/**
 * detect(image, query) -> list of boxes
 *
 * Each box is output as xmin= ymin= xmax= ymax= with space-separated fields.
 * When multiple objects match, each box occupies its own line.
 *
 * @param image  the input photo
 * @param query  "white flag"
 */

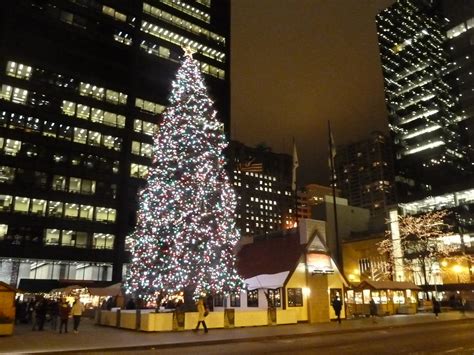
xmin=292 ymin=141 xmax=299 ymax=191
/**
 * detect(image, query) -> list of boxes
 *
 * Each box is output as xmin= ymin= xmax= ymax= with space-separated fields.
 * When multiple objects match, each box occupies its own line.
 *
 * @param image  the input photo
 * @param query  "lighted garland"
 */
xmin=124 ymin=51 xmax=242 ymax=301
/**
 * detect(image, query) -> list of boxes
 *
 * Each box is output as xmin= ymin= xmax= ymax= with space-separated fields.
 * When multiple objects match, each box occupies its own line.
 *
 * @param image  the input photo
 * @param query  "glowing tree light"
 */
xmin=124 ymin=48 xmax=242 ymax=303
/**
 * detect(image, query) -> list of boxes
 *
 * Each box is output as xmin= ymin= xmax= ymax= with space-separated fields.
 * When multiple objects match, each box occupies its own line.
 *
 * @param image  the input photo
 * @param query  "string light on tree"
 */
xmin=124 ymin=48 xmax=242 ymax=302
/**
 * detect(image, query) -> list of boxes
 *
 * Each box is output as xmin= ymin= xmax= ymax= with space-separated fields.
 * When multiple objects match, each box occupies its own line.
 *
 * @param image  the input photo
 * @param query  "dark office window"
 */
xmin=247 ymin=290 xmax=258 ymax=307
xmin=287 ymin=288 xmax=303 ymax=307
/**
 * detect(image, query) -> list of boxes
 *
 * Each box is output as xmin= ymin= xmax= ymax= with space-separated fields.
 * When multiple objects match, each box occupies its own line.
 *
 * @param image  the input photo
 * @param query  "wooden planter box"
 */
xmin=0 ymin=323 xmax=14 ymax=336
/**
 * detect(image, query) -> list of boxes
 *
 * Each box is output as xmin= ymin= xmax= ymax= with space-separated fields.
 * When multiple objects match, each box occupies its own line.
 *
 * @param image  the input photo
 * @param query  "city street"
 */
xmin=95 ymin=320 xmax=474 ymax=355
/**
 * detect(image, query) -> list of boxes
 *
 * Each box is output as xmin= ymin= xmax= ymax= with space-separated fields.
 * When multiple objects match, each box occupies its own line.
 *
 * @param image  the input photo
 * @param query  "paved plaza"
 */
xmin=1 ymin=311 xmax=473 ymax=354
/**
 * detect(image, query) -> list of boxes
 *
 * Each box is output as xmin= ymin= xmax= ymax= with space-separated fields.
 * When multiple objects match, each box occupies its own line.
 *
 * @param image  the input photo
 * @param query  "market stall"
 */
xmin=346 ymin=280 xmax=421 ymax=317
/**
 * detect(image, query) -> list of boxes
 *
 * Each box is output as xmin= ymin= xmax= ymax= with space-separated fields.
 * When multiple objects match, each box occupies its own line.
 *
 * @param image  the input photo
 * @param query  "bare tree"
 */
xmin=378 ymin=210 xmax=460 ymax=297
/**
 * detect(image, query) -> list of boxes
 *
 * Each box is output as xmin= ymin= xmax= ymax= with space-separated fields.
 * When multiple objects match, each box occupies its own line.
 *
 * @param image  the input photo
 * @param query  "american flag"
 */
xmin=239 ymin=158 xmax=263 ymax=172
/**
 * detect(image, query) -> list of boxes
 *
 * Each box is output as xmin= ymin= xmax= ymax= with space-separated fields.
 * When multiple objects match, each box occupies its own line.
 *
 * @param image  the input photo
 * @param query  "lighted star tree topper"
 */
xmin=124 ymin=48 xmax=242 ymax=302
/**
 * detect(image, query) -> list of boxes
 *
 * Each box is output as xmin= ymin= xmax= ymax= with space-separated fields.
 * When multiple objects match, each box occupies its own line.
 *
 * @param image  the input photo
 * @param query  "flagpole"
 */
xmin=293 ymin=137 xmax=298 ymax=225
xmin=328 ymin=121 xmax=342 ymax=271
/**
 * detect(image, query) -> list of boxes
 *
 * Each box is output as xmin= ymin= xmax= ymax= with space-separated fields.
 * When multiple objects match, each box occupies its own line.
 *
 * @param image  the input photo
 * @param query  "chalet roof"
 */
xmin=355 ymin=280 xmax=422 ymax=291
xmin=237 ymin=229 xmax=305 ymax=280
xmin=0 ymin=281 xmax=17 ymax=292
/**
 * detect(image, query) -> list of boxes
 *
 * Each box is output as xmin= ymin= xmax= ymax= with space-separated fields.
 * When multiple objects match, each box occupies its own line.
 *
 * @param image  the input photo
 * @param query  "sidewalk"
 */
xmin=2 ymin=311 xmax=473 ymax=354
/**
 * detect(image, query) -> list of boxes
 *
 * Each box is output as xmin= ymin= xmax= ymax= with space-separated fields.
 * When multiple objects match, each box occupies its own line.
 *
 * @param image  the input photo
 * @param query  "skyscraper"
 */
xmin=0 ymin=0 xmax=230 ymax=287
xmin=334 ymin=131 xmax=396 ymax=219
xmin=226 ymin=141 xmax=295 ymax=237
xmin=376 ymin=0 xmax=474 ymax=202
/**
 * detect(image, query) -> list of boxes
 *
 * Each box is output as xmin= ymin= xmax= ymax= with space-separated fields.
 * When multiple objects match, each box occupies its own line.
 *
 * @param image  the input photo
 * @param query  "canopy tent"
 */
xmin=50 ymin=285 xmax=83 ymax=294
xmin=88 ymin=283 xmax=123 ymax=297
xmin=244 ymin=271 xmax=290 ymax=291
xmin=355 ymin=280 xmax=422 ymax=291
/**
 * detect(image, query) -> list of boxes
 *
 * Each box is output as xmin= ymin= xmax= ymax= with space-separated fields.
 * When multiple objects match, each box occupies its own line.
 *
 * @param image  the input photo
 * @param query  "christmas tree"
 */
xmin=124 ymin=49 xmax=242 ymax=303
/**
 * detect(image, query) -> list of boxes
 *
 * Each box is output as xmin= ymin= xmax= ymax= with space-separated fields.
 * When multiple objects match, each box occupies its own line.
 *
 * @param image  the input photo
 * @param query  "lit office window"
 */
xmin=31 ymin=199 xmax=47 ymax=216
xmin=47 ymin=201 xmax=64 ymax=217
xmin=95 ymin=207 xmax=116 ymax=222
xmin=14 ymin=196 xmax=30 ymax=213
xmin=6 ymin=61 xmax=32 ymax=80
xmin=62 ymin=100 xmax=76 ymax=116
xmin=12 ymin=87 xmax=28 ymax=104
xmin=79 ymin=82 xmax=105 ymax=100
xmin=45 ymin=229 xmax=60 ymax=246
xmin=52 ymin=175 xmax=67 ymax=191
xmin=0 ymin=166 xmax=15 ymax=183
xmin=2 ymin=139 xmax=22 ymax=156
xmin=102 ymin=5 xmax=126 ymax=22
xmin=135 ymin=97 xmax=165 ymax=114
xmin=61 ymin=230 xmax=75 ymax=246
xmin=65 ymin=203 xmax=79 ymax=218
xmin=0 ymin=195 xmax=13 ymax=212
xmin=43 ymin=122 xmax=56 ymax=137
xmin=77 ymin=104 xmax=90 ymax=119
xmin=73 ymin=128 xmax=87 ymax=144
xmin=81 ymin=179 xmax=96 ymax=194
xmin=131 ymin=163 xmax=149 ymax=178
xmin=0 ymin=224 xmax=8 ymax=240
xmin=93 ymin=233 xmax=115 ymax=249
xmin=69 ymin=177 xmax=82 ymax=193
xmin=0 ymin=85 xmax=12 ymax=101
xmin=88 ymin=131 xmax=101 ymax=147
xmin=79 ymin=205 xmax=94 ymax=220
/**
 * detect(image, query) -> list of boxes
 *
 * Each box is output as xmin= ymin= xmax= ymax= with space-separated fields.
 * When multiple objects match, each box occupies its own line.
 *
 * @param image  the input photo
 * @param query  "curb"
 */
xmin=39 ymin=317 xmax=474 ymax=354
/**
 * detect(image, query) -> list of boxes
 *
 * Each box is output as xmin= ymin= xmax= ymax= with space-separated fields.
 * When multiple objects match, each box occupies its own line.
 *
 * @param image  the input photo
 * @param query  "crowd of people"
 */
xmin=15 ymin=296 xmax=84 ymax=333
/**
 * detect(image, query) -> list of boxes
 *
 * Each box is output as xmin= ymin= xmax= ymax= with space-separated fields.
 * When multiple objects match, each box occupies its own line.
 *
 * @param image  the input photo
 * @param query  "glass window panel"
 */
xmin=132 ymin=141 xmax=140 ymax=155
xmin=4 ymin=139 xmax=22 ymax=156
xmin=0 ymin=224 xmax=8 ymax=240
xmin=95 ymin=207 xmax=108 ymax=222
xmin=12 ymin=87 xmax=28 ymax=104
xmin=117 ymin=115 xmax=126 ymax=128
xmin=48 ymin=201 xmax=64 ymax=217
xmin=103 ymin=111 xmax=116 ymax=126
xmin=0 ymin=195 xmax=13 ymax=212
xmin=141 ymin=143 xmax=152 ymax=158
xmin=69 ymin=177 xmax=81 ymax=193
xmin=64 ymin=203 xmax=79 ymax=218
xmin=52 ymin=175 xmax=66 ymax=190
xmin=76 ymin=104 xmax=90 ymax=119
xmin=0 ymin=166 xmax=15 ymax=183
xmin=103 ymin=135 xmax=115 ymax=149
xmin=0 ymin=85 xmax=12 ymax=100
xmin=79 ymin=205 xmax=94 ymax=220
xmin=119 ymin=93 xmax=127 ymax=105
xmin=107 ymin=208 xmax=116 ymax=222
xmin=26 ymin=117 xmax=41 ymax=132
xmin=61 ymin=230 xmax=74 ymax=246
xmin=88 ymin=131 xmax=101 ymax=146
xmin=62 ymin=100 xmax=76 ymax=116
xmin=91 ymin=108 xmax=104 ymax=123
xmin=81 ymin=179 xmax=95 ymax=194
xmin=106 ymin=89 xmax=119 ymax=104
xmin=45 ymin=229 xmax=60 ymax=245
xmin=14 ymin=196 xmax=30 ymax=213
xmin=31 ymin=199 xmax=46 ymax=215
xmin=247 ymin=290 xmax=258 ymax=307
xmin=143 ymin=122 xmax=155 ymax=135
xmin=76 ymin=232 xmax=88 ymax=248
xmin=133 ymin=119 xmax=142 ymax=132
xmin=74 ymin=128 xmax=87 ymax=144
xmin=105 ymin=234 xmax=115 ymax=249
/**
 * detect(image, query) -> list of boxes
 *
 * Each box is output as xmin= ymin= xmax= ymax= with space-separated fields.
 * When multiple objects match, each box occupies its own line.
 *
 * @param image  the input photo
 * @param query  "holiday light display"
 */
xmin=124 ymin=49 xmax=242 ymax=301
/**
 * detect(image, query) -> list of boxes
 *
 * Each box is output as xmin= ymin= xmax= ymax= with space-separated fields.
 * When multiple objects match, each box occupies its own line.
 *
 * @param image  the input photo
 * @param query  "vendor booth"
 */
xmin=346 ymin=280 xmax=421 ymax=317
xmin=0 ymin=281 xmax=16 ymax=336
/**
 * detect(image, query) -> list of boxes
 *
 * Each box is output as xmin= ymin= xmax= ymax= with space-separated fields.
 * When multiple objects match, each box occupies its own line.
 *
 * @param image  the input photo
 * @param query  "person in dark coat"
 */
xmin=58 ymin=299 xmax=71 ymax=334
xmin=332 ymin=296 xmax=342 ymax=324
xmin=369 ymin=298 xmax=378 ymax=323
xmin=35 ymin=299 xmax=47 ymax=331
xmin=433 ymin=298 xmax=441 ymax=318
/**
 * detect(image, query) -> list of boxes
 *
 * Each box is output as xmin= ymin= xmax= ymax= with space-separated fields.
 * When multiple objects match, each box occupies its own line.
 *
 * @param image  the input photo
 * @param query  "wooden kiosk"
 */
xmin=346 ymin=280 xmax=421 ymax=317
xmin=0 ymin=281 xmax=16 ymax=336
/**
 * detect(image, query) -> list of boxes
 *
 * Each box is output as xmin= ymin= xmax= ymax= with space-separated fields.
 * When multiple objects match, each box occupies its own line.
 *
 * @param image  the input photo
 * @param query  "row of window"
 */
xmin=141 ymin=21 xmax=224 ymax=63
xmin=211 ymin=288 xmax=304 ymax=308
xmin=143 ymin=3 xmax=224 ymax=46
xmin=135 ymin=97 xmax=166 ymax=115
xmin=0 ymin=165 xmax=118 ymax=198
xmin=102 ymin=5 xmax=126 ymax=22
xmin=132 ymin=141 xmax=153 ymax=158
xmin=61 ymin=100 xmax=126 ymax=128
xmin=134 ymin=118 xmax=157 ymax=136
xmin=0 ymin=195 xmax=116 ymax=223
xmin=160 ymin=0 xmax=210 ymax=23
xmin=0 ymin=224 xmax=115 ymax=250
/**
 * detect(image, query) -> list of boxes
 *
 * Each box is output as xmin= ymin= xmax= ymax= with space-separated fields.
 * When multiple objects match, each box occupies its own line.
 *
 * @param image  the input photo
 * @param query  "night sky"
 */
xmin=231 ymin=0 xmax=394 ymax=186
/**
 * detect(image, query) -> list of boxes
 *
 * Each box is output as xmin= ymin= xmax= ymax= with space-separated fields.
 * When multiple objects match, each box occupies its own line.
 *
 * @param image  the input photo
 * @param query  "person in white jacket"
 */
xmin=71 ymin=299 xmax=84 ymax=333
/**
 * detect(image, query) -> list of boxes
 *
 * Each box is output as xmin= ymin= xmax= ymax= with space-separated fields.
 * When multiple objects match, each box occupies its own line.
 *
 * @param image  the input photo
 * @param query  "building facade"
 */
xmin=296 ymin=184 xmax=340 ymax=220
xmin=376 ymin=0 xmax=474 ymax=202
xmin=0 ymin=0 xmax=230 ymax=287
xmin=226 ymin=141 xmax=295 ymax=237
xmin=334 ymin=131 xmax=397 ymax=219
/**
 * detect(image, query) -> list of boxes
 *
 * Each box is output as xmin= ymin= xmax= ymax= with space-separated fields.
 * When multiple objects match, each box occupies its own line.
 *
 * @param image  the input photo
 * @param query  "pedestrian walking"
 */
xmin=369 ymin=298 xmax=378 ymax=323
xmin=35 ymin=298 xmax=47 ymax=331
xmin=433 ymin=298 xmax=441 ymax=318
xmin=332 ymin=296 xmax=342 ymax=324
xmin=59 ymin=299 xmax=71 ymax=334
xmin=193 ymin=298 xmax=209 ymax=333
xmin=50 ymin=299 xmax=59 ymax=330
xmin=460 ymin=297 xmax=467 ymax=316
xmin=71 ymin=299 xmax=84 ymax=333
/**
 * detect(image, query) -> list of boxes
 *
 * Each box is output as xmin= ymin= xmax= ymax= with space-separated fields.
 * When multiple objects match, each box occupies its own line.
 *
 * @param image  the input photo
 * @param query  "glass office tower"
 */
xmin=376 ymin=0 xmax=474 ymax=202
xmin=0 ymin=0 xmax=230 ymax=287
